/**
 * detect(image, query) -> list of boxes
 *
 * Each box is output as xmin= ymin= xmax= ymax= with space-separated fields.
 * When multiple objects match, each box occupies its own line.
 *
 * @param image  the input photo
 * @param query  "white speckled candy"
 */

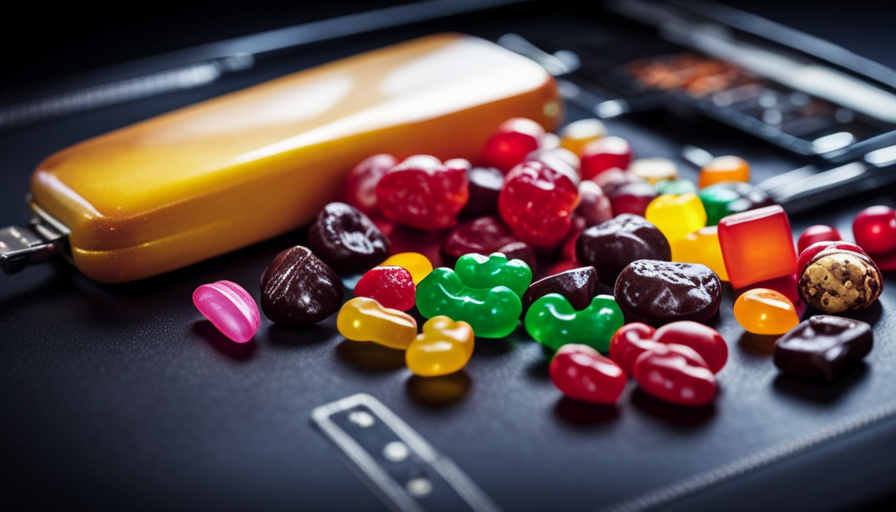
xmin=193 ymin=280 xmax=260 ymax=343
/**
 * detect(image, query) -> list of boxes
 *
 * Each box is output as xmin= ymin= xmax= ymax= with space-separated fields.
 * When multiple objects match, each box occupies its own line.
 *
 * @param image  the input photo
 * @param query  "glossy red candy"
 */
xmin=576 ymin=180 xmax=613 ymax=227
xmin=560 ymin=215 xmax=588 ymax=262
xmin=353 ymin=266 xmax=416 ymax=311
xmin=580 ymin=136 xmax=632 ymax=180
xmin=498 ymin=159 xmax=580 ymax=249
xmin=340 ymin=153 xmax=397 ymax=217
xmin=376 ymin=155 xmax=470 ymax=230
xmin=653 ymin=321 xmax=727 ymax=374
xmin=608 ymin=322 xmax=658 ymax=375
xmin=797 ymin=225 xmax=842 ymax=254
xmin=549 ymin=344 xmax=627 ymax=404
xmin=608 ymin=181 xmax=656 ymax=217
xmin=480 ymin=117 xmax=545 ymax=173
xmin=853 ymin=205 xmax=896 ymax=255
xmin=634 ymin=344 xmax=717 ymax=407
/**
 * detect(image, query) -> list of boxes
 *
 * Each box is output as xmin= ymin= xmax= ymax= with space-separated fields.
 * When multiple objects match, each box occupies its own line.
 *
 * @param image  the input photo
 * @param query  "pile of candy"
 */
xmin=193 ymin=116 xmax=893 ymax=408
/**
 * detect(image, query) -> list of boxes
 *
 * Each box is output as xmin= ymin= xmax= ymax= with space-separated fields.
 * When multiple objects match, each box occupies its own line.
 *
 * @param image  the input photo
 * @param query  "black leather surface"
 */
xmin=2 ymin=2 xmax=896 ymax=511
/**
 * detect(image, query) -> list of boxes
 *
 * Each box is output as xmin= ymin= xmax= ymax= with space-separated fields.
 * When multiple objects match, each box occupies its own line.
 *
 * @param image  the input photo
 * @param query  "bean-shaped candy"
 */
xmin=406 ymin=316 xmax=475 ymax=377
xmin=416 ymin=268 xmax=521 ymax=338
xmin=454 ymin=252 xmax=532 ymax=298
xmin=550 ymin=344 xmax=627 ymax=404
xmin=336 ymin=297 xmax=417 ymax=350
xmin=193 ymin=280 xmax=260 ymax=343
xmin=634 ymin=343 xmax=716 ymax=407
xmin=523 ymin=293 xmax=624 ymax=352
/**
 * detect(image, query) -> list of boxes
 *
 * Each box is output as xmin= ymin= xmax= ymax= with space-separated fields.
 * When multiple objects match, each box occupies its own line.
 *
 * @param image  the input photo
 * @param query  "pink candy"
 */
xmin=193 ymin=280 xmax=260 ymax=343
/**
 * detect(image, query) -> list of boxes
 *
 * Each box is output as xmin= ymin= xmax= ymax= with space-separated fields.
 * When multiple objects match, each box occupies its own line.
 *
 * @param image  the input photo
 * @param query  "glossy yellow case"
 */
xmin=30 ymin=32 xmax=563 ymax=283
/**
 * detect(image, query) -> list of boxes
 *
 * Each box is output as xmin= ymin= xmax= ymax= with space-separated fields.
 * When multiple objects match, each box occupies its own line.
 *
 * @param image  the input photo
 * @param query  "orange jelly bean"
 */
xmin=733 ymin=288 xmax=800 ymax=335
xmin=406 ymin=316 xmax=475 ymax=376
xmin=671 ymin=226 xmax=729 ymax=281
xmin=645 ymin=193 xmax=707 ymax=242
xmin=378 ymin=252 xmax=433 ymax=284
xmin=698 ymin=155 xmax=750 ymax=188
xmin=336 ymin=297 xmax=417 ymax=350
xmin=559 ymin=118 xmax=608 ymax=156
xmin=718 ymin=205 xmax=797 ymax=290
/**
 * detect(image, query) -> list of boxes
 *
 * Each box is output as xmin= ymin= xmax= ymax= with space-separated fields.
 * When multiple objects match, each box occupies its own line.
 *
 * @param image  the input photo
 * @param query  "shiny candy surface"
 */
xmin=608 ymin=322 xmax=658 ymax=376
xmin=479 ymin=117 xmax=546 ymax=173
xmin=670 ymin=226 xmax=729 ymax=282
xmin=441 ymin=215 xmax=517 ymax=263
xmin=498 ymin=159 xmax=580 ymax=248
xmin=307 ymin=202 xmax=390 ymax=274
xmin=336 ymin=297 xmax=418 ymax=350
xmin=698 ymin=155 xmax=750 ymax=188
xmin=406 ymin=316 xmax=475 ymax=377
xmin=718 ymin=205 xmax=797 ymax=290
xmin=559 ymin=118 xmax=608 ymax=156
xmin=580 ymin=136 xmax=632 ymax=180
xmin=577 ymin=214 xmax=671 ymax=287
xmin=416 ymin=267 xmax=521 ymax=338
xmin=698 ymin=184 xmax=741 ymax=227
xmin=733 ymin=288 xmax=800 ymax=335
xmin=629 ymin=157 xmax=679 ymax=185
xmin=614 ymin=260 xmax=722 ymax=326
xmin=607 ymin=180 xmax=656 ymax=217
xmin=340 ymin=153 xmax=396 ymax=216
xmin=454 ymin=252 xmax=532 ymax=298
xmin=653 ymin=321 xmax=728 ymax=374
xmin=575 ymin=180 xmax=613 ymax=227
xmin=798 ymin=246 xmax=883 ymax=314
xmin=524 ymin=294 xmax=624 ymax=352
xmin=522 ymin=266 xmax=599 ymax=313
xmin=645 ymin=193 xmax=707 ymax=242
xmin=378 ymin=252 xmax=433 ymax=285
xmin=193 ymin=280 xmax=260 ymax=343
xmin=797 ymin=241 xmax=868 ymax=275
xmin=797 ymin=225 xmax=842 ymax=254
xmin=459 ymin=166 xmax=504 ymax=220
xmin=852 ymin=205 xmax=896 ymax=255
xmin=774 ymin=315 xmax=873 ymax=382
xmin=655 ymin=179 xmax=697 ymax=196
xmin=260 ymin=246 xmax=344 ymax=325
xmin=549 ymin=344 xmax=627 ymax=404
xmin=376 ymin=155 xmax=470 ymax=230
xmin=353 ymin=266 xmax=416 ymax=312
xmin=634 ymin=343 xmax=717 ymax=407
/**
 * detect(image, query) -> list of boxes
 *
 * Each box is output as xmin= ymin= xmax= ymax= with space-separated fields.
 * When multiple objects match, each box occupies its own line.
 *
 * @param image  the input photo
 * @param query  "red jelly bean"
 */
xmin=480 ymin=117 xmax=545 ymax=173
xmin=652 ymin=321 xmax=727 ymax=374
xmin=340 ymin=153 xmax=397 ymax=217
xmin=608 ymin=180 xmax=656 ymax=217
xmin=353 ymin=266 xmax=416 ymax=311
xmin=376 ymin=155 xmax=470 ymax=230
xmin=797 ymin=225 xmax=842 ymax=254
xmin=609 ymin=322 xmax=658 ymax=375
xmin=634 ymin=344 xmax=717 ymax=407
xmin=498 ymin=159 xmax=580 ymax=249
xmin=853 ymin=205 xmax=896 ymax=255
xmin=580 ymin=136 xmax=633 ymax=180
xmin=576 ymin=180 xmax=613 ymax=227
xmin=549 ymin=344 xmax=627 ymax=404
xmin=441 ymin=215 xmax=518 ymax=262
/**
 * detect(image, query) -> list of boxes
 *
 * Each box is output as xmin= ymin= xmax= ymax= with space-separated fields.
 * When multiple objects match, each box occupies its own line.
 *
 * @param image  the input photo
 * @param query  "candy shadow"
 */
xmin=335 ymin=339 xmax=406 ymax=372
xmin=191 ymin=320 xmax=256 ymax=361
xmin=266 ymin=323 xmax=336 ymax=346
xmin=405 ymin=372 xmax=471 ymax=409
xmin=630 ymin=388 xmax=717 ymax=427
xmin=772 ymin=363 xmax=869 ymax=405
xmin=738 ymin=331 xmax=780 ymax=357
xmin=471 ymin=326 xmax=527 ymax=357
xmin=553 ymin=397 xmax=621 ymax=427
xmin=525 ymin=345 xmax=556 ymax=381
xmin=801 ymin=301 xmax=883 ymax=327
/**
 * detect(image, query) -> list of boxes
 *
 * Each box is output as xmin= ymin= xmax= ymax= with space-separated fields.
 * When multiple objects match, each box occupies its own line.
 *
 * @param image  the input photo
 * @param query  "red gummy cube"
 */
xmin=718 ymin=205 xmax=797 ymax=290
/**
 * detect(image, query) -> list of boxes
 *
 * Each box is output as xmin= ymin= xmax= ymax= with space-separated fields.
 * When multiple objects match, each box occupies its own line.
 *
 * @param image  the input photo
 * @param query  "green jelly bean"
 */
xmin=454 ymin=252 xmax=532 ymax=298
xmin=416 ymin=267 xmax=521 ymax=338
xmin=524 ymin=293 xmax=624 ymax=352
xmin=699 ymin=185 xmax=741 ymax=226
xmin=655 ymin=179 xmax=698 ymax=196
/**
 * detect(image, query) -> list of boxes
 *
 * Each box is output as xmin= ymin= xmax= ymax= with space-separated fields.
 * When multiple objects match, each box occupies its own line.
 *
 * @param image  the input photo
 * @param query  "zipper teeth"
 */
xmin=600 ymin=400 xmax=896 ymax=512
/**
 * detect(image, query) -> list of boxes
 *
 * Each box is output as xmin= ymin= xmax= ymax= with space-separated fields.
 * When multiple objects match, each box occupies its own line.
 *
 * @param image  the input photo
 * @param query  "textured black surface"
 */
xmin=2 ymin=2 xmax=896 ymax=512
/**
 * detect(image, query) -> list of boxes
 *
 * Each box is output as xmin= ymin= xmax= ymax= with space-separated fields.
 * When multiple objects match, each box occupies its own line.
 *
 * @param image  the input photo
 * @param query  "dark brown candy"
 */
xmin=774 ymin=315 xmax=873 ymax=381
xmin=798 ymin=247 xmax=883 ymax=314
xmin=614 ymin=260 xmax=721 ymax=326
xmin=441 ymin=215 xmax=517 ymax=263
xmin=497 ymin=241 xmax=538 ymax=277
xmin=307 ymin=202 xmax=389 ymax=274
xmin=576 ymin=214 xmax=671 ymax=286
xmin=260 ymin=246 xmax=344 ymax=325
xmin=459 ymin=166 xmax=504 ymax=220
xmin=522 ymin=266 xmax=598 ymax=314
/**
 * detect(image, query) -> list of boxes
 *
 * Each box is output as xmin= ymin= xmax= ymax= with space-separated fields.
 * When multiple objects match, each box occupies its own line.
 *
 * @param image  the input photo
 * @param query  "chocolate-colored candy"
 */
xmin=307 ymin=202 xmax=389 ymax=274
xmin=576 ymin=214 xmax=671 ymax=286
xmin=522 ymin=266 xmax=598 ymax=314
xmin=260 ymin=246 xmax=344 ymax=325
xmin=497 ymin=241 xmax=538 ymax=277
xmin=798 ymin=247 xmax=883 ymax=313
xmin=460 ymin=166 xmax=504 ymax=220
xmin=774 ymin=315 xmax=873 ymax=381
xmin=614 ymin=260 xmax=721 ymax=326
xmin=441 ymin=215 xmax=517 ymax=263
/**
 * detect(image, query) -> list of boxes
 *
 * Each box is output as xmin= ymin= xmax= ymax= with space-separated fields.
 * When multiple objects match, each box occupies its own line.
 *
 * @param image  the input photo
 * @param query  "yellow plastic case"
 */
xmin=30 ymin=32 xmax=563 ymax=283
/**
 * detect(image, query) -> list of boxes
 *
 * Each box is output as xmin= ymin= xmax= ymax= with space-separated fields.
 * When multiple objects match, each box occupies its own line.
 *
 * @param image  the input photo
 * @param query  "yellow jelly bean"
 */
xmin=733 ymin=288 xmax=799 ymax=335
xmin=671 ymin=226 xmax=729 ymax=281
xmin=378 ymin=252 xmax=433 ymax=284
xmin=337 ymin=297 xmax=417 ymax=350
xmin=645 ymin=193 xmax=707 ymax=242
xmin=406 ymin=316 xmax=475 ymax=377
